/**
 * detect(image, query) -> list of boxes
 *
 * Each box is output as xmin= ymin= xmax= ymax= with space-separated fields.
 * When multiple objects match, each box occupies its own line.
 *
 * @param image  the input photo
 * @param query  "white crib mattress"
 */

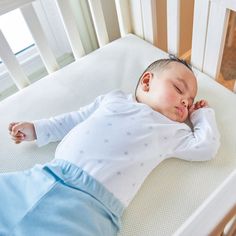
xmin=0 ymin=34 xmax=236 ymax=235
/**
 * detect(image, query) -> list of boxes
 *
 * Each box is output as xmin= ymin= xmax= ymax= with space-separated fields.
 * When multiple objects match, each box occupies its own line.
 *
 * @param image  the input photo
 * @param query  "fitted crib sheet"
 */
xmin=0 ymin=34 xmax=236 ymax=236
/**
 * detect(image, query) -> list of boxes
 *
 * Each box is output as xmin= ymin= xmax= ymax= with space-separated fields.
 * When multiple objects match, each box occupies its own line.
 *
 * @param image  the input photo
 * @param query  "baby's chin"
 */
xmin=152 ymin=108 xmax=188 ymax=123
xmin=166 ymin=113 xmax=188 ymax=123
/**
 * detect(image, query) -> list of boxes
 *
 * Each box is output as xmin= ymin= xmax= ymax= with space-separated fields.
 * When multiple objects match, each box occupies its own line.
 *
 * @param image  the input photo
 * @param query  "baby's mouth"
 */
xmin=175 ymin=106 xmax=185 ymax=118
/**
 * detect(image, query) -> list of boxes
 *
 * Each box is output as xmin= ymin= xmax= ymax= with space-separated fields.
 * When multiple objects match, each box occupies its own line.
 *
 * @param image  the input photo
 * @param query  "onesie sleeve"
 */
xmin=32 ymin=94 xmax=105 ymax=147
xmin=170 ymin=108 xmax=220 ymax=161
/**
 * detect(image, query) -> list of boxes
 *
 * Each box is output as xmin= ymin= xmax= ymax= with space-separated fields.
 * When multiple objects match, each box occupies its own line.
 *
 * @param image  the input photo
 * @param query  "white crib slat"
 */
xmin=129 ymin=0 xmax=143 ymax=39
xmin=20 ymin=3 xmax=59 ymax=73
xmin=55 ymin=0 xmax=85 ymax=59
xmin=0 ymin=0 xmax=34 ymax=16
xmin=203 ymin=2 xmax=229 ymax=79
xmin=0 ymin=30 xmax=30 ymax=89
xmin=88 ymin=0 xmax=109 ymax=47
xmin=167 ymin=0 xmax=180 ymax=56
xmin=141 ymin=0 xmax=158 ymax=46
xmin=115 ymin=0 xmax=132 ymax=37
xmin=211 ymin=0 xmax=236 ymax=12
xmin=190 ymin=0 xmax=210 ymax=71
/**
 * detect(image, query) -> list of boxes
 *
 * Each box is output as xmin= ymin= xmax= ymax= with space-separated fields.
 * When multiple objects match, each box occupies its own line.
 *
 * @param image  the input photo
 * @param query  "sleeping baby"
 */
xmin=2 ymin=55 xmax=220 ymax=236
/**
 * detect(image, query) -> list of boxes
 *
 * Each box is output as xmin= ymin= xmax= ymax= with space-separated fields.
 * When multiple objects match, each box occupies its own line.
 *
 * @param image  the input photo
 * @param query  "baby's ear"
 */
xmin=140 ymin=72 xmax=152 ymax=91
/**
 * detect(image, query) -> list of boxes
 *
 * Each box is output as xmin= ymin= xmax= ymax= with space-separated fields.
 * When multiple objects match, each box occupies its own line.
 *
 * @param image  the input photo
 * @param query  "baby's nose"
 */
xmin=181 ymin=99 xmax=188 ymax=107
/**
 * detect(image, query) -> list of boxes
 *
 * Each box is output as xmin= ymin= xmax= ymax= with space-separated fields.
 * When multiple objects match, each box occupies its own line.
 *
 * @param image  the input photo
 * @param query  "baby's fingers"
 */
xmin=194 ymin=101 xmax=201 ymax=109
xmin=8 ymin=122 xmax=17 ymax=132
xmin=14 ymin=139 xmax=21 ymax=144
xmin=188 ymin=104 xmax=195 ymax=114
xmin=11 ymin=133 xmax=25 ymax=144
xmin=200 ymin=100 xmax=209 ymax=107
xmin=11 ymin=136 xmax=22 ymax=144
xmin=11 ymin=123 xmax=25 ymax=136
xmin=194 ymin=100 xmax=208 ymax=109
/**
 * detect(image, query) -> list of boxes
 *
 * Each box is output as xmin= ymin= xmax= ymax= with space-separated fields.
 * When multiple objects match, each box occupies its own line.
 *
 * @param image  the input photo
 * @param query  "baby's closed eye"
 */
xmin=174 ymin=84 xmax=183 ymax=94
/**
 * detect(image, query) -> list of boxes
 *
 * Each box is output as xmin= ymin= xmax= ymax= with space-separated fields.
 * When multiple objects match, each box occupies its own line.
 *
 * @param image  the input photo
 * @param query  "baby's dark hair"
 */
xmin=134 ymin=54 xmax=193 ymax=97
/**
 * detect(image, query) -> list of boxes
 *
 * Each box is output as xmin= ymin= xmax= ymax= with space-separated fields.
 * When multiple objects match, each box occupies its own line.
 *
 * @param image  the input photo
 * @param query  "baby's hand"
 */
xmin=189 ymin=100 xmax=209 ymax=116
xmin=8 ymin=122 xmax=36 ymax=144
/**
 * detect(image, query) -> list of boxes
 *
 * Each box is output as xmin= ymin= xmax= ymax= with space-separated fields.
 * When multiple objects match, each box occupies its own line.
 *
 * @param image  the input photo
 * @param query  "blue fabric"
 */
xmin=0 ymin=159 xmax=124 ymax=236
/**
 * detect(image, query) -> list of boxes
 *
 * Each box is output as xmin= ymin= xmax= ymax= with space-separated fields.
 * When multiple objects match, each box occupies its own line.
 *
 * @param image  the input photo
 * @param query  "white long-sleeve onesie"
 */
xmin=33 ymin=90 xmax=220 ymax=206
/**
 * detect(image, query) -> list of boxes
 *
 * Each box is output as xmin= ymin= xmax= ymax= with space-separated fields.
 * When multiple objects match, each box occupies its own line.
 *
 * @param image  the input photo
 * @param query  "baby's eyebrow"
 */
xmin=177 ymin=77 xmax=195 ymax=102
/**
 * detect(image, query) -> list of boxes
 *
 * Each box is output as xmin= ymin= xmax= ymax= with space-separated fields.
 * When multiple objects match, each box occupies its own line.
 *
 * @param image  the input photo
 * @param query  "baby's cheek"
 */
xmin=165 ymin=92 xmax=177 ymax=104
xmin=183 ymin=110 xmax=189 ymax=121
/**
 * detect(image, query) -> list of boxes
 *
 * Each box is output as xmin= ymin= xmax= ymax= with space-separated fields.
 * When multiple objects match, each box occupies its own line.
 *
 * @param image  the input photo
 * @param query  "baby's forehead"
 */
xmin=162 ymin=62 xmax=196 ymax=80
xmin=159 ymin=62 xmax=198 ymax=93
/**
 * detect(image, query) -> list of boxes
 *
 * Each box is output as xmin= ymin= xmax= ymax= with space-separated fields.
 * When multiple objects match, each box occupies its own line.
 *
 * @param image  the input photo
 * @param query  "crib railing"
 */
xmin=0 ymin=0 xmax=235 ymax=92
xmin=0 ymin=0 xmax=236 ymax=234
xmin=0 ymin=0 xmax=86 ymax=89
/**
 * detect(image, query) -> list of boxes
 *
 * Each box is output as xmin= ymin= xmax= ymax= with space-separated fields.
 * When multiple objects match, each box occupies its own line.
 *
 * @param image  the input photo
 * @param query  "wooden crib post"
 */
xmin=226 ymin=12 xmax=236 ymax=47
xmin=209 ymin=205 xmax=236 ymax=236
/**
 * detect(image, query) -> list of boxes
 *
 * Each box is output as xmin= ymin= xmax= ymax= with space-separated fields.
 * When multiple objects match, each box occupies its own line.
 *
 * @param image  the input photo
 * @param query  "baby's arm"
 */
xmin=171 ymin=100 xmax=220 ymax=161
xmin=9 ymin=94 xmax=105 ymax=147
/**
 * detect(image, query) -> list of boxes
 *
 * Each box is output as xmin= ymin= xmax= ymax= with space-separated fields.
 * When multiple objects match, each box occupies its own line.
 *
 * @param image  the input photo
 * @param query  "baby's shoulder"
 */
xmin=104 ymin=89 xmax=130 ymax=100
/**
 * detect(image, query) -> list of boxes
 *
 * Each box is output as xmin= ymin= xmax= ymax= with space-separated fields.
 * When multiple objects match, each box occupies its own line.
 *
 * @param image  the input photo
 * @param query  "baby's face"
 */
xmin=139 ymin=62 xmax=197 ymax=122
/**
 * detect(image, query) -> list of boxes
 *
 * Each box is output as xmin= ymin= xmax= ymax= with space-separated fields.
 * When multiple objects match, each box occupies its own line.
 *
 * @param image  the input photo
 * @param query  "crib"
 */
xmin=0 ymin=0 xmax=236 ymax=235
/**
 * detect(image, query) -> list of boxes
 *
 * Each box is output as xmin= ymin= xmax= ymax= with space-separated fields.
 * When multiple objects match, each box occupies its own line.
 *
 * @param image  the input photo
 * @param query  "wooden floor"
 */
xmin=217 ymin=13 xmax=236 ymax=93
xmin=216 ymin=73 xmax=235 ymax=92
